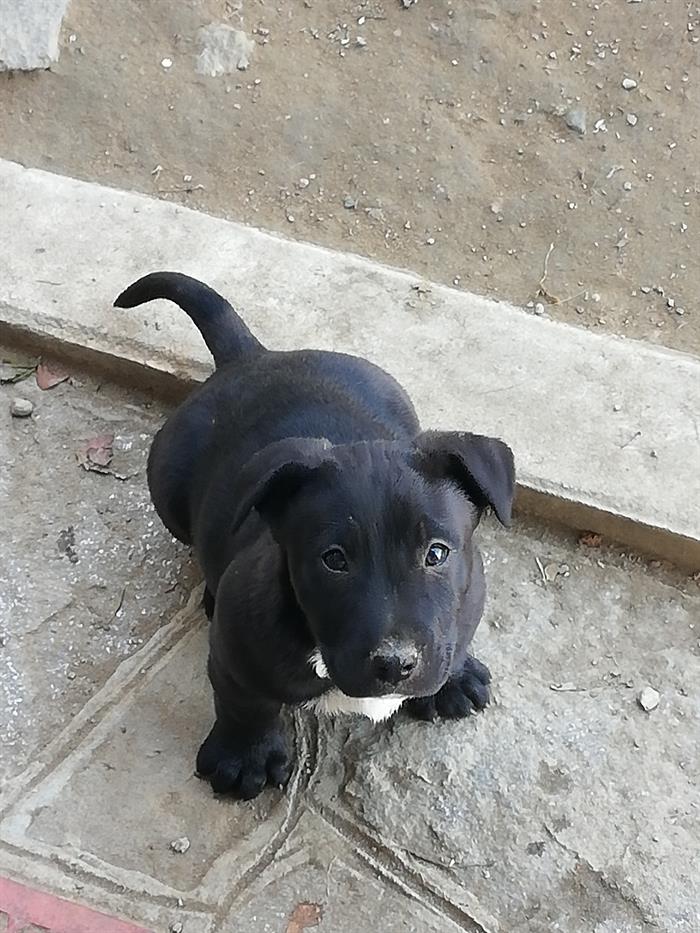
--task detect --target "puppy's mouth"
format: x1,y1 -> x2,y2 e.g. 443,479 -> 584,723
308,647 -> 449,699
308,648 -> 399,697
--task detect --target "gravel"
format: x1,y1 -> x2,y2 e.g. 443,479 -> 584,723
10,397 -> 34,417
169,835 -> 191,854
565,108 -> 587,135
637,686 -> 660,711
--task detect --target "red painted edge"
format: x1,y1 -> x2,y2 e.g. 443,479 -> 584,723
0,876 -> 153,933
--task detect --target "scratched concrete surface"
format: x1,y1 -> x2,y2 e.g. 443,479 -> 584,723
0,357 -> 698,933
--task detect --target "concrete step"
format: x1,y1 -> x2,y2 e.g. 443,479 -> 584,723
1,158 -> 698,569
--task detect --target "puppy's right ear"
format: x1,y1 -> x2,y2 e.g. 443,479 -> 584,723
229,438 -> 337,538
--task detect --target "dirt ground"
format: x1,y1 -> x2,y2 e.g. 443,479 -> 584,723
0,0 -> 698,354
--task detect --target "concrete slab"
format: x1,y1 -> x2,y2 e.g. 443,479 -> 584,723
1,480 -> 696,932
0,359 -> 197,789
307,519 -> 700,932
0,0 -> 68,71
221,811 -> 466,933
1,623 -> 294,906
0,159 -> 698,569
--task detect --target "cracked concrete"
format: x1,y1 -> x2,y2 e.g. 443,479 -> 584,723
1,353 -> 698,932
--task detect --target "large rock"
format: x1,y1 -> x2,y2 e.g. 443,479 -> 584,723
0,0 -> 69,71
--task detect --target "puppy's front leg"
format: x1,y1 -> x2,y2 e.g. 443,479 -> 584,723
196,663 -> 292,800
407,655 -> 491,721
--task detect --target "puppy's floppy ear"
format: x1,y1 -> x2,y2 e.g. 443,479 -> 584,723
414,431 -> 515,526
230,437 -> 337,537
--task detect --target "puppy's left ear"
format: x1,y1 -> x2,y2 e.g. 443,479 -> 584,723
414,431 -> 515,526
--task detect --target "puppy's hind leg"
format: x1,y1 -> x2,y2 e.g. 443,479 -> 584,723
202,587 -> 215,621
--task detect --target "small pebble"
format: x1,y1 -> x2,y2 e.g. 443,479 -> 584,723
622,77 -> 637,90
343,196 -> 357,209
356,36 -> 367,47
667,297 -> 675,309
425,236 -> 436,245
170,836 -> 190,854
161,58 -> 173,69
637,687 -> 659,711
298,177 -> 310,188
169,923 -> 184,933
623,181 -> 633,191
10,398 -> 34,418
626,113 -> 638,126
613,403 -> 622,412
565,108 -> 586,135
534,302 -> 545,315
640,286 -> 651,294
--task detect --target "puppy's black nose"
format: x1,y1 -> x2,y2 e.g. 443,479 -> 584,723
372,649 -> 418,685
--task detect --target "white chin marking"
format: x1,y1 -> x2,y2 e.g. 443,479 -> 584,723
309,691 -> 405,722
306,650 -> 405,722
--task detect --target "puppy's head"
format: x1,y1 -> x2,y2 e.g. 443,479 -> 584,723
230,433 -> 514,699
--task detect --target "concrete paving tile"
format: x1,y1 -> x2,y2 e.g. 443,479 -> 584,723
0,369 -> 196,785
0,625 -> 294,906
218,811 -> 464,933
308,519 -> 700,933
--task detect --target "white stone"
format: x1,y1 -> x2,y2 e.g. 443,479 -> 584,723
0,0 -> 69,71
10,397 -> 33,417
637,687 -> 660,711
195,23 -> 254,76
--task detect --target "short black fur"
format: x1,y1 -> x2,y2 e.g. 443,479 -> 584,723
115,272 -> 515,800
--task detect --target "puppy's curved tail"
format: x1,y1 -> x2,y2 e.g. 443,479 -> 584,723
114,271 -> 263,368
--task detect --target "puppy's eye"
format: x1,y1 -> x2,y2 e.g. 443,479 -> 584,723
322,547 -> 349,573
425,543 -> 450,567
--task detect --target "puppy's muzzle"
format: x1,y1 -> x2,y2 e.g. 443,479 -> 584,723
371,643 -> 419,686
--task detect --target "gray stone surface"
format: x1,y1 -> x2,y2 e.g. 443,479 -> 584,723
0,0 -> 69,71
0,358 -> 197,788
222,811 -> 465,932
0,359 -> 697,932
310,523 -> 700,931
1,158 -> 699,569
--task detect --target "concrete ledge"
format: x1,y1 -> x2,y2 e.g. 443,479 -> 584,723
1,158 -> 698,570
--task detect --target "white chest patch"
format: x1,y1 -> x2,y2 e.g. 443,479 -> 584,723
307,650 -> 406,723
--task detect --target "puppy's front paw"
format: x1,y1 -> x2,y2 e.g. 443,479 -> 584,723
407,656 -> 491,722
196,723 -> 292,800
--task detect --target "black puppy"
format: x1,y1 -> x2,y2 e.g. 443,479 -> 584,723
115,272 -> 515,800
